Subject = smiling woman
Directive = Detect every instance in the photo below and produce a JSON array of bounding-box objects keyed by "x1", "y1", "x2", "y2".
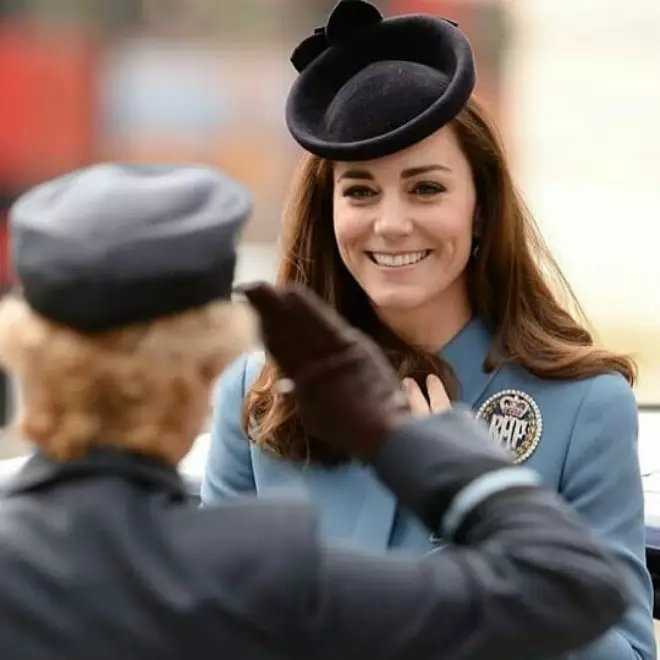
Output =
[
  {"x1": 202, "y1": 3, "x2": 656, "y2": 658},
  {"x1": 239, "y1": 94, "x2": 638, "y2": 463}
]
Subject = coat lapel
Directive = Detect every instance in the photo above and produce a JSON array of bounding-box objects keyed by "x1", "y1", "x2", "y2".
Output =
[
  {"x1": 441, "y1": 317, "x2": 498, "y2": 407},
  {"x1": 351, "y1": 467, "x2": 397, "y2": 551},
  {"x1": 308, "y1": 461, "x2": 397, "y2": 552},
  {"x1": 256, "y1": 449, "x2": 396, "y2": 551}
]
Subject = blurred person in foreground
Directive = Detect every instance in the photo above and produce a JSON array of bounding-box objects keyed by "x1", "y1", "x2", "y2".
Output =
[
  {"x1": 203, "y1": 2, "x2": 654, "y2": 658},
  {"x1": 0, "y1": 163, "x2": 629, "y2": 660}
]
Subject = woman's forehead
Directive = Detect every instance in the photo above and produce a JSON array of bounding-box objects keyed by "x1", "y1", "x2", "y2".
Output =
[{"x1": 332, "y1": 127, "x2": 465, "y2": 177}]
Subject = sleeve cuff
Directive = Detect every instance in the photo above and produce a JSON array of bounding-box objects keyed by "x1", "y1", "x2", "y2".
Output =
[{"x1": 442, "y1": 467, "x2": 542, "y2": 540}]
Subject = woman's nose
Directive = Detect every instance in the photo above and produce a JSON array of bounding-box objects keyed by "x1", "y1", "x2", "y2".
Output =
[{"x1": 373, "y1": 198, "x2": 413, "y2": 238}]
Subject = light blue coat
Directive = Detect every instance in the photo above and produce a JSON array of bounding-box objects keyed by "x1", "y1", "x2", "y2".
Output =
[{"x1": 202, "y1": 317, "x2": 655, "y2": 660}]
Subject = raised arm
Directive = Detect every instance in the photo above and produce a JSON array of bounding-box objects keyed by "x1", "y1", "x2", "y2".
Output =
[{"x1": 306, "y1": 409, "x2": 629, "y2": 660}]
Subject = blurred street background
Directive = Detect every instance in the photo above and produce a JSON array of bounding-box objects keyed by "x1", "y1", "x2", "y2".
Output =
[{"x1": 0, "y1": 0, "x2": 659, "y2": 457}]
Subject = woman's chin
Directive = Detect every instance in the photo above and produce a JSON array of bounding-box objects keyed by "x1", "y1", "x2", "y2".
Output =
[{"x1": 367, "y1": 290, "x2": 428, "y2": 312}]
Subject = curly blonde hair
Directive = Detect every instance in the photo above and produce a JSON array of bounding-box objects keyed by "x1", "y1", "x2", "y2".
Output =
[{"x1": 0, "y1": 297, "x2": 255, "y2": 463}]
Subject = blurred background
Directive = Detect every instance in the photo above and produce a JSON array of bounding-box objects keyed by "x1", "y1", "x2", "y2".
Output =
[{"x1": 0, "y1": 0, "x2": 659, "y2": 455}]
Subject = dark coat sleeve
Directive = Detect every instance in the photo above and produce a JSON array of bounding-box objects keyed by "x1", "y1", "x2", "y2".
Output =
[{"x1": 297, "y1": 410, "x2": 630, "y2": 660}]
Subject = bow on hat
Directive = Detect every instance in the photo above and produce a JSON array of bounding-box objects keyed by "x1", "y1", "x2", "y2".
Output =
[{"x1": 291, "y1": 0, "x2": 458, "y2": 73}]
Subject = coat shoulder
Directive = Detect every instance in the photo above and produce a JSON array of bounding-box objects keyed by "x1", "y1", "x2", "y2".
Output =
[{"x1": 504, "y1": 364, "x2": 635, "y2": 413}]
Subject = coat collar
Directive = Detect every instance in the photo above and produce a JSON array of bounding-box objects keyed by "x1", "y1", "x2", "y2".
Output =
[
  {"x1": 3, "y1": 445, "x2": 187, "y2": 500},
  {"x1": 440, "y1": 316, "x2": 498, "y2": 406}
]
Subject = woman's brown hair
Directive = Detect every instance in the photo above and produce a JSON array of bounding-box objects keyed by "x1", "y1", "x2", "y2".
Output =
[{"x1": 243, "y1": 96, "x2": 636, "y2": 465}]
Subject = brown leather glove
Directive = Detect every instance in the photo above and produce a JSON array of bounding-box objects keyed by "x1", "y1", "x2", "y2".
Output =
[{"x1": 241, "y1": 283, "x2": 411, "y2": 461}]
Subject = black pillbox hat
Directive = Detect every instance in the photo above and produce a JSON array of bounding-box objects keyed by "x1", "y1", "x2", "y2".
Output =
[
  {"x1": 286, "y1": 0, "x2": 476, "y2": 162},
  {"x1": 9, "y1": 164, "x2": 251, "y2": 332}
]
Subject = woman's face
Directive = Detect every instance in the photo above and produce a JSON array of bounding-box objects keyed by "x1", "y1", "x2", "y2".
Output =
[{"x1": 332, "y1": 126, "x2": 477, "y2": 314}]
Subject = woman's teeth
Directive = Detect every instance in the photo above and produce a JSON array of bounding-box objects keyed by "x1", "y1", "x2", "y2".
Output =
[{"x1": 369, "y1": 250, "x2": 430, "y2": 267}]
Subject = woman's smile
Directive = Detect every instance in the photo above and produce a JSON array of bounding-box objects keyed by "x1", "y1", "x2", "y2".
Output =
[{"x1": 367, "y1": 249, "x2": 432, "y2": 268}]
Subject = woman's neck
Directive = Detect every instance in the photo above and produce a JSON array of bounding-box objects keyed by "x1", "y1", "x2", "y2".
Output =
[{"x1": 375, "y1": 281, "x2": 472, "y2": 353}]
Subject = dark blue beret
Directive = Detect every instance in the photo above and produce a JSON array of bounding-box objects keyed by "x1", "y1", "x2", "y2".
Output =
[
  {"x1": 9, "y1": 164, "x2": 251, "y2": 332},
  {"x1": 286, "y1": 0, "x2": 476, "y2": 161}
]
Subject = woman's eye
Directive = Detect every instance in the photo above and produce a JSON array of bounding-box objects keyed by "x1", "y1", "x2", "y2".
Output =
[
  {"x1": 343, "y1": 186, "x2": 377, "y2": 200},
  {"x1": 412, "y1": 182, "x2": 446, "y2": 196}
]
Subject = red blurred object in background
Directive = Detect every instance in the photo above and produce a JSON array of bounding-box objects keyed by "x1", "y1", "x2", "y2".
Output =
[
  {"x1": 0, "y1": 24, "x2": 97, "y2": 192},
  {"x1": 0, "y1": 24, "x2": 98, "y2": 290},
  {"x1": 387, "y1": 1, "x2": 468, "y2": 25},
  {"x1": 0, "y1": 212, "x2": 9, "y2": 289}
]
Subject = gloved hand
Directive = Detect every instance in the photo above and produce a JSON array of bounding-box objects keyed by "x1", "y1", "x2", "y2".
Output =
[{"x1": 241, "y1": 282, "x2": 411, "y2": 460}]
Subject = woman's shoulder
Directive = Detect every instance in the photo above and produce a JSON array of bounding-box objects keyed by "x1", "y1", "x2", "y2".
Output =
[
  {"x1": 243, "y1": 350, "x2": 267, "y2": 388},
  {"x1": 577, "y1": 371, "x2": 636, "y2": 407},
  {"x1": 506, "y1": 361, "x2": 634, "y2": 402},
  {"x1": 570, "y1": 372, "x2": 638, "y2": 434},
  {"x1": 214, "y1": 350, "x2": 267, "y2": 405},
  {"x1": 559, "y1": 372, "x2": 637, "y2": 432},
  {"x1": 501, "y1": 365, "x2": 637, "y2": 436}
]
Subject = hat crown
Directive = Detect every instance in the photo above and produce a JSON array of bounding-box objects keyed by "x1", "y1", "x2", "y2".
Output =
[
  {"x1": 10, "y1": 164, "x2": 251, "y2": 331},
  {"x1": 20, "y1": 165, "x2": 232, "y2": 242},
  {"x1": 324, "y1": 61, "x2": 449, "y2": 144}
]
